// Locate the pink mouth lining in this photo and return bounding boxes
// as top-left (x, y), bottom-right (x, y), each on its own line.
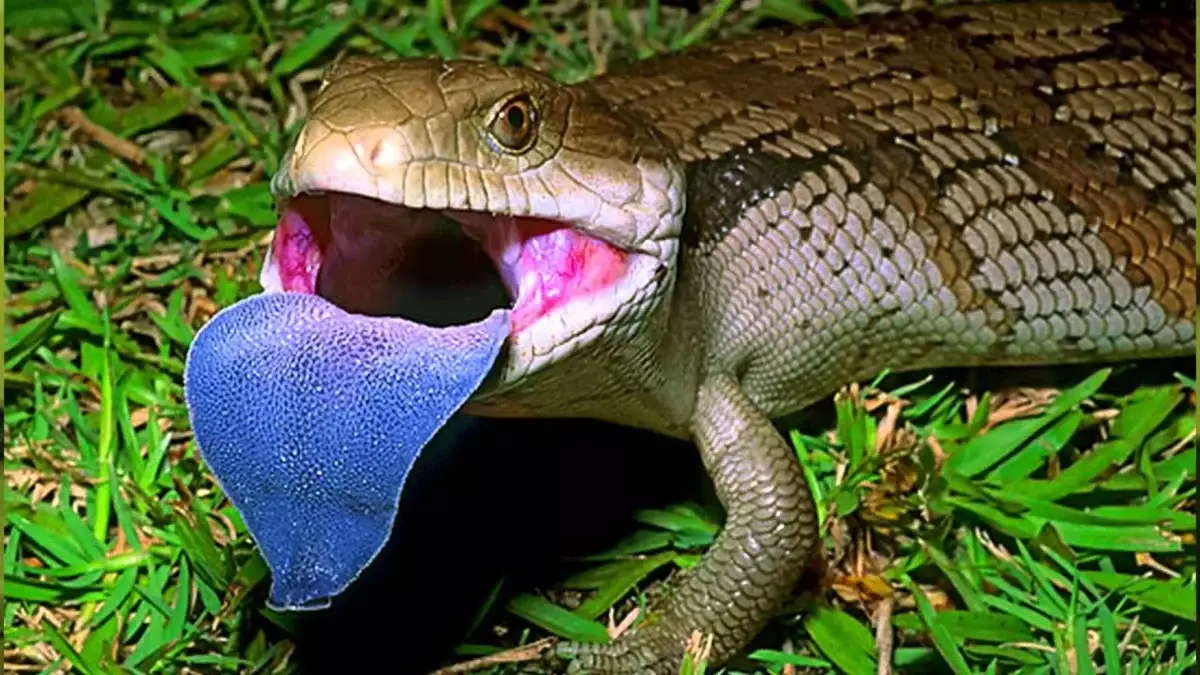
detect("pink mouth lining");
top-left (273, 209), bottom-right (322, 295)
top-left (270, 194), bottom-right (628, 334)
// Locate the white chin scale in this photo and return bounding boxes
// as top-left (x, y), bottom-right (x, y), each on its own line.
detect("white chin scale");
top-left (259, 241), bottom-right (284, 294)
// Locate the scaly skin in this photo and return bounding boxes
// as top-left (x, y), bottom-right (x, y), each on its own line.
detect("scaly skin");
top-left (270, 2), bottom-right (1195, 672)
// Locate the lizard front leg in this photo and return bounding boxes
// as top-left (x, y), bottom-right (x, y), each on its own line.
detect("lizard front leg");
top-left (560, 375), bottom-right (819, 674)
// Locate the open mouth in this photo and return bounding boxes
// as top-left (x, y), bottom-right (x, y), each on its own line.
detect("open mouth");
top-left (260, 192), bottom-right (630, 333)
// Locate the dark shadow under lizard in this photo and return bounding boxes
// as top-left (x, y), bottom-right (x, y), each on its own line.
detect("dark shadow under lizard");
top-left (285, 355), bottom-right (1192, 674)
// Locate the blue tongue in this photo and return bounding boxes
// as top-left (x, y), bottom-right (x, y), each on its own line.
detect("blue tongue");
top-left (183, 292), bottom-right (510, 611)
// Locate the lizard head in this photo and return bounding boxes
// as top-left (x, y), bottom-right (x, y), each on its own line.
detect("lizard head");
top-left (183, 57), bottom-right (685, 609)
top-left (266, 56), bottom-right (685, 393)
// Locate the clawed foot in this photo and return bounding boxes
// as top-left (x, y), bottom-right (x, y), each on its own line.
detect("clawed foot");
top-left (547, 378), bottom-right (818, 675)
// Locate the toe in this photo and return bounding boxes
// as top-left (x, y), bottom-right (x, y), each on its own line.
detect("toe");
top-left (557, 638), bottom-right (681, 675)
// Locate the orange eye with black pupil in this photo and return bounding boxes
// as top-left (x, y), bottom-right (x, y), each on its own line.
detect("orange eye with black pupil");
top-left (489, 94), bottom-right (537, 153)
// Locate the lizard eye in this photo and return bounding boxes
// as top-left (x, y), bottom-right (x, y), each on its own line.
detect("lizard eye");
top-left (488, 94), bottom-right (538, 153)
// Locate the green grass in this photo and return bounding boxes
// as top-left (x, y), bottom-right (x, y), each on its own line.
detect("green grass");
top-left (4, 0), bottom-right (1196, 673)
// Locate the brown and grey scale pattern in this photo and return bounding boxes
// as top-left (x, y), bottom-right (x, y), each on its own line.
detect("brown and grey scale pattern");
top-left (563, 3), bottom-right (1194, 671)
top-left (280, 3), bottom-right (1195, 673)
top-left (584, 0), bottom-right (1196, 419)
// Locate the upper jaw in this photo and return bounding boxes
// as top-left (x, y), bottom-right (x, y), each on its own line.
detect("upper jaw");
top-left (269, 121), bottom-right (670, 258)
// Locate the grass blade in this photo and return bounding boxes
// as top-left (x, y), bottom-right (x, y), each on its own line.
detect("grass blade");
top-left (803, 605), bottom-right (877, 675)
top-left (903, 578), bottom-right (972, 675)
top-left (506, 594), bottom-right (610, 644)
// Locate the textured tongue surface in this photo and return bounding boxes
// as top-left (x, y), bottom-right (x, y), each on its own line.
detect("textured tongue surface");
top-left (183, 292), bottom-right (509, 610)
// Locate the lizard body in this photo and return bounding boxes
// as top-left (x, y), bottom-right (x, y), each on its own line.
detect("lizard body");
top-left (263, 2), bottom-right (1196, 671)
